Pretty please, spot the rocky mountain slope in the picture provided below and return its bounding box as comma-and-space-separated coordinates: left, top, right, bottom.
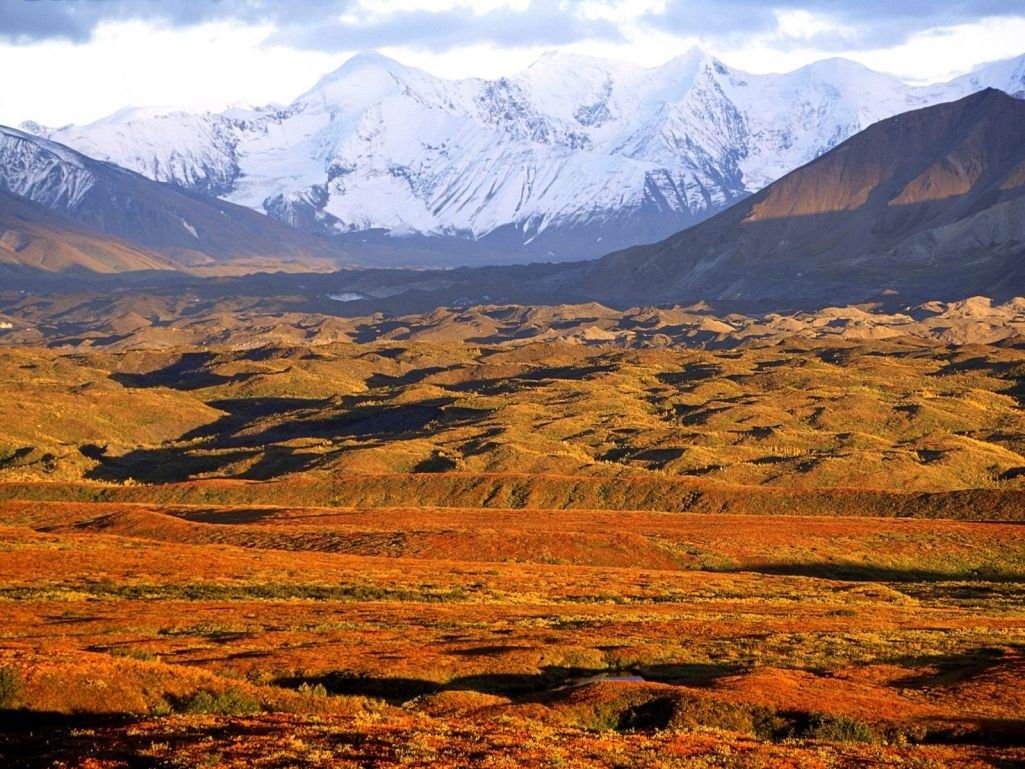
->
0, 191, 182, 275
562, 89, 1025, 306
23, 50, 1025, 264
0, 125, 353, 274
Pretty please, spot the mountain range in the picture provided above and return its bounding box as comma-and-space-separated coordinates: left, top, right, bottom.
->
22, 49, 1025, 265
3, 53, 1025, 310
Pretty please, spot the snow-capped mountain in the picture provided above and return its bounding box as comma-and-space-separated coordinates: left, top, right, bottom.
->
23, 49, 1025, 264
0, 124, 351, 273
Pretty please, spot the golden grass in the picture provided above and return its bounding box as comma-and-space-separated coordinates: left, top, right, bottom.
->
4, 339, 1025, 495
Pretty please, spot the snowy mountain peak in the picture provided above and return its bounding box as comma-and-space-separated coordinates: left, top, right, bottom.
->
1, 124, 87, 167
17, 120, 48, 136
0, 124, 96, 211
659, 46, 719, 72
526, 50, 635, 74
788, 57, 907, 91
305, 51, 421, 91
89, 105, 184, 127
294, 51, 437, 113
952, 52, 1025, 97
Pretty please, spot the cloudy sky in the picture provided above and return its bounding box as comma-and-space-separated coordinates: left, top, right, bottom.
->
3, 0, 1025, 126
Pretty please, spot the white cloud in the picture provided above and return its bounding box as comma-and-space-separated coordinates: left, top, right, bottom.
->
849, 16, 1025, 83
576, 0, 666, 23
1, 10, 1023, 127
715, 14, 1025, 83
359, 0, 533, 13
773, 10, 855, 42
0, 21, 339, 126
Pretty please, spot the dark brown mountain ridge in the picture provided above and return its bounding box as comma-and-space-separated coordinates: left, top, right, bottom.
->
0, 190, 186, 275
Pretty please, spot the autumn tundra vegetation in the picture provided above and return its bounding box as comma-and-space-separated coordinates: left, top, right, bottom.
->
1, 298, 1025, 767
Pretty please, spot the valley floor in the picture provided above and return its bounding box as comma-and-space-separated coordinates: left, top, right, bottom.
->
1, 498, 1024, 767
2, 301, 1025, 766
